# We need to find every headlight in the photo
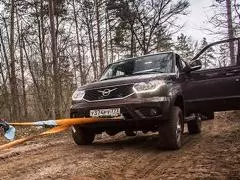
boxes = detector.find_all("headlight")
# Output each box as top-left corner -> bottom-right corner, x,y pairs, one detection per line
133,80 -> 166,94
72,90 -> 85,101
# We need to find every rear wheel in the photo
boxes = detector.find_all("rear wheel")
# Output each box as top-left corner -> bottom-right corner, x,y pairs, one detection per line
158,106 -> 183,150
125,130 -> 136,136
72,125 -> 95,145
187,114 -> 201,134
201,112 -> 214,121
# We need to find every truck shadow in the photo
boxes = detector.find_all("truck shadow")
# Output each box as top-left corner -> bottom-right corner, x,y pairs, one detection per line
92,132 -> 201,152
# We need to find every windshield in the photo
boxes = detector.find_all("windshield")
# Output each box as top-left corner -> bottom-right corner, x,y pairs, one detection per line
100,53 -> 174,81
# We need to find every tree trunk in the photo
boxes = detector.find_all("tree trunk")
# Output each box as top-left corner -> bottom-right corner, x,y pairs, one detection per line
106,10 -> 114,63
40,0 -> 51,118
73,0 -> 85,85
19,33 -> 27,119
90,12 -> 98,78
9,0 -> 20,120
16,10 -> 28,119
80,33 -> 86,78
95,0 -> 104,73
0,29 -> 11,81
130,25 -> 136,57
85,8 -> 98,79
0,29 -> 11,119
3,17 -> 10,48
0,54 -> 11,119
48,0 -> 61,119
105,8 -> 109,65
226,0 -> 235,65
22,37 -> 47,118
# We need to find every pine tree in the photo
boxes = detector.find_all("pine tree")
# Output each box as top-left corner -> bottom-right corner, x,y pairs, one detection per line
198,38 -> 216,69
207,0 -> 239,65
107,0 -> 189,55
174,33 -> 194,61
217,44 -> 229,67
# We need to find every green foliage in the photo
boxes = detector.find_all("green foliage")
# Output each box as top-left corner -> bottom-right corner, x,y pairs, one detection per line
174,33 -> 194,61
107,0 -> 189,55
198,37 -> 216,69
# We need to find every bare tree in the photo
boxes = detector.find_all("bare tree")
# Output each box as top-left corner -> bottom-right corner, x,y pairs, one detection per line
72,0 -> 85,85
16,10 -> 28,119
9,0 -> 20,120
0,0 -> 192,120
226,0 -> 235,65
108,0 -> 189,55
94,0 -> 105,73
48,0 -> 61,119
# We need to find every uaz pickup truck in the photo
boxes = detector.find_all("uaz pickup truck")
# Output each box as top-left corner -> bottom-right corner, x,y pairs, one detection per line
70,38 -> 240,150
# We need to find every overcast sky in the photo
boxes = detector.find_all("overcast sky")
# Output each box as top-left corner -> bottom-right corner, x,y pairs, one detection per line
177,0 -> 215,42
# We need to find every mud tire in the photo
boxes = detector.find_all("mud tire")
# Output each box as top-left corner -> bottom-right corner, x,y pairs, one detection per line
158,106 -> 183,150
72,126 -> 95,145
187,115 -> 202,134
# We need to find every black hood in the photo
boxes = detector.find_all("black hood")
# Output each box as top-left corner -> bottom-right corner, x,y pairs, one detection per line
80,73 -> 176,90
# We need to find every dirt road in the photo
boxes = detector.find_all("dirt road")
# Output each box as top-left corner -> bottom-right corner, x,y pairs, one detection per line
0,113 -> 240,180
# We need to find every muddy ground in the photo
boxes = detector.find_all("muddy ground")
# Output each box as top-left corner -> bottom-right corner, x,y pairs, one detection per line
0,112 -> 240,180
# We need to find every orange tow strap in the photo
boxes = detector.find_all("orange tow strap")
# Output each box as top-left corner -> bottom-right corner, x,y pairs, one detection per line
0,126 -> 69,151
0,117 -> 121,151
9,117 -> 118,126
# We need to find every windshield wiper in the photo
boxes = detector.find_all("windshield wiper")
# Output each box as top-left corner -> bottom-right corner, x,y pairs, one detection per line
100,74 -> 129,81
101,70 -> 165,81
133,70 -> 165,75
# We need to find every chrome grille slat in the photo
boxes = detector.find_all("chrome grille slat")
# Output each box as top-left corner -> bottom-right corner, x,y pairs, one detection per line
84,84 -> 133,101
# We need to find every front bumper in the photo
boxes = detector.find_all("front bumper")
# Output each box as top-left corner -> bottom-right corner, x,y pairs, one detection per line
70,96 -> 171,122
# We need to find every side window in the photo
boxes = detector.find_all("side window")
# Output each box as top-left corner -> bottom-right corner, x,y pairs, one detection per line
175,54 -> 187,72
116,70 -> 124,76
197,40 -> 239,70
180,59 -> 187,70
175,54 -> 182,72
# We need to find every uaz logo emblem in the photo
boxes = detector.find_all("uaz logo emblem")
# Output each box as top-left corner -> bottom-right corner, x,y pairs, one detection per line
98,88 -> 117,97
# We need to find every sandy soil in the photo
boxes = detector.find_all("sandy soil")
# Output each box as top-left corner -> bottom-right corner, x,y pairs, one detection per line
0,113 -> 240,180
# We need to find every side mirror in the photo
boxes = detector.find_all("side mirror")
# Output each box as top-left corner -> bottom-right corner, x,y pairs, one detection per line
91,79 -> 98,83
183,60 -> 202,73
189,59 -> 202,71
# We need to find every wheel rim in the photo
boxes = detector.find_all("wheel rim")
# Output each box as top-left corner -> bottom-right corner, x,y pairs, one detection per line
176,115 -> 182,143
197,116 -> 202,128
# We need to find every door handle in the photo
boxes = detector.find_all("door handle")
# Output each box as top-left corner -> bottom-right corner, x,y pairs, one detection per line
225,72 -> 235,76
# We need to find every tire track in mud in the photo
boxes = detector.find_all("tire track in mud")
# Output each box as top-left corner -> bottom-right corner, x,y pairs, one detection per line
111,135 -> 200,179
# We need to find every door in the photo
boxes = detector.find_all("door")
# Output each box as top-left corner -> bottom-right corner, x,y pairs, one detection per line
183,38 -> 240,114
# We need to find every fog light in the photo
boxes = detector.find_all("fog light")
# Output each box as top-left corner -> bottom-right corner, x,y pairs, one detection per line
150,108 -> 157,116
137,108 -> 161,117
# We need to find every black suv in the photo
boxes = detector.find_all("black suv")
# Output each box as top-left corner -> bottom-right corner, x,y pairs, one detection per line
70,38 -> 240,150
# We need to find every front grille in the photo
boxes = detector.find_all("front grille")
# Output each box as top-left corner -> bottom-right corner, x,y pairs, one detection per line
71,111 -> 88,118
84,84 -> 134,101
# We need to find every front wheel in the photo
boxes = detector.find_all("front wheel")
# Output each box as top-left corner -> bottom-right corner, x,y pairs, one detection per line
72,126 -> 95,145
158,106 -> 183,150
